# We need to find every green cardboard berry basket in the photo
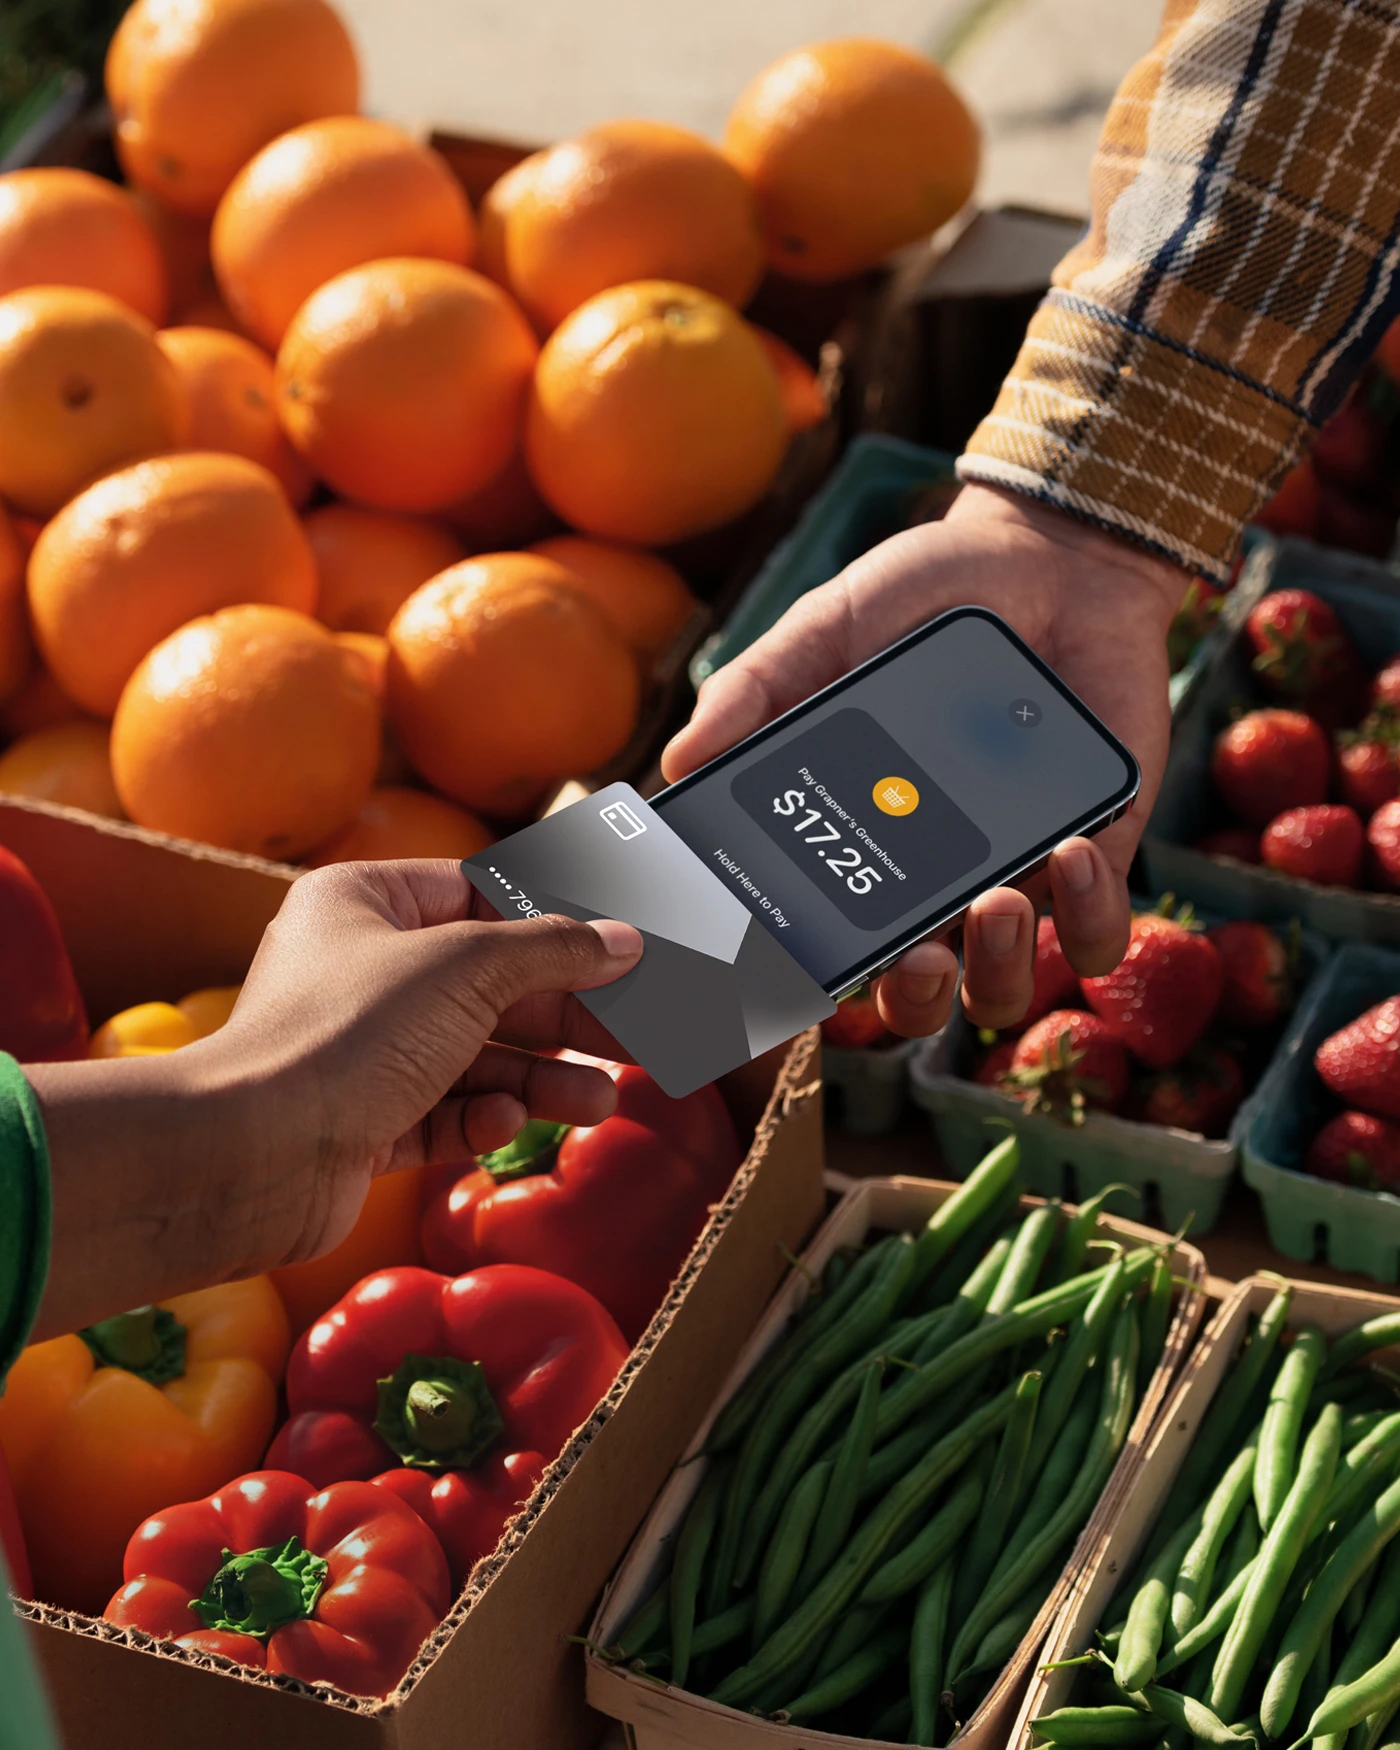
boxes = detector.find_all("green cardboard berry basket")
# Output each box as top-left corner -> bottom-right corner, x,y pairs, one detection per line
1242,940 -> 1400,1281
908,905 -> 1329,1236
821,1035 -> 916,1135
1142,536 -> 1400,942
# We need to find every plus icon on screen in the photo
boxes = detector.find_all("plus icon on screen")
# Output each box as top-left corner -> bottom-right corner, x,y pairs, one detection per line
1009,698 -> 1042,727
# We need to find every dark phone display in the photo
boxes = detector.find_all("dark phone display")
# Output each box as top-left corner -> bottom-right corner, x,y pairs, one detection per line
653,609 -> 1136,992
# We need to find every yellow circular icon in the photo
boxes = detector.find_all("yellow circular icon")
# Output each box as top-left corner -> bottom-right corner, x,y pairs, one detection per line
873,776 -> 919,817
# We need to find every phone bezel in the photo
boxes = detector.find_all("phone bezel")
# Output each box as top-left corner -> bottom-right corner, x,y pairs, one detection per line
651,605 -> 1142,998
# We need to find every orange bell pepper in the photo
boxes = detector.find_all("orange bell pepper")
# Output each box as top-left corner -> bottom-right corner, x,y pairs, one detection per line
88,985 -> 242,1057
270,1167 -> 428,1338
0,1276 -> 289,1614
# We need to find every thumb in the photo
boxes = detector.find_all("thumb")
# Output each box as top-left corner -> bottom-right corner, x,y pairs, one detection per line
455,913 -> 643,1015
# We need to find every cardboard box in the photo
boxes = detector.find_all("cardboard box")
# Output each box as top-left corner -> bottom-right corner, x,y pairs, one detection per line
1013,1275 -> 1400,1750
585,1177 -> 1206,1750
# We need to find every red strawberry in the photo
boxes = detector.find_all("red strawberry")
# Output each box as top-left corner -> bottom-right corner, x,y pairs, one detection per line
1316,997 -> 1400,1119
1306,1110 -> 1400,1191
1138,1046 -> 1245,1138
973,1039 -> 1018,1088
822,987 -> 890,1050
1372,657 -> 1400,713
1245,590 -> 1357,703
1168,578 -> 1227,674
1195,827 -> 1262,864
1338,734 -> 1400,818
1207,920 -> 1292,1030
1082,912 -> 1224,1069
1367,798 -> 1400,890
1261,805 -> 1365,887
1024,914 -> 1081,1026
1211,710 -> 1331,828
1006,1009 -> 1129,1123
1255,457 -> 1322,540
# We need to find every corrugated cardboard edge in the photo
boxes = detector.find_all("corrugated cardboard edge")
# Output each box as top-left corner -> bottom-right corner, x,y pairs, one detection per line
20,1030 -> 826,1746
585,1179 -> 1207,1750
1012,1274 -> 1400,1750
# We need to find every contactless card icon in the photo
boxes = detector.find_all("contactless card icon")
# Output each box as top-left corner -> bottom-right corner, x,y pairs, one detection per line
600,798 -> 647,841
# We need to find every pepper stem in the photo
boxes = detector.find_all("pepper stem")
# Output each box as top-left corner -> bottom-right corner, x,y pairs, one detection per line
79,1305 -> 186,1383
478,1119 -> 569,1184
190,1538 -> 328,1639
375,1353 -> 506,1471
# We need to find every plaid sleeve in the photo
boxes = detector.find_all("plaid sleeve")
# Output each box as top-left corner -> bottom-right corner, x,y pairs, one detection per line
958,0 -> 1400,582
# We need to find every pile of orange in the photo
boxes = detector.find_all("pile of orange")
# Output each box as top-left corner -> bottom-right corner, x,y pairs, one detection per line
0,0 -> 978,859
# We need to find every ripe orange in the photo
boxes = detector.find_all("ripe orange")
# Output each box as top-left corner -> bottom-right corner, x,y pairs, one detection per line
442,442 -> 557,550
0,502 -> 26,701
387,553 -> 640,818
335,629 -> 387,699
525,280 -> 787,545
212,117 -> 475,350
531,534 -> 696,665
106,0 -> 361,216
303,502 -> 463,634
0,286 -> 187,517
0,722 -> 124,818
504,120 -> 765,333
753,326 -> 828,432
0,168 -> 168,323
276,258 -> 539,513
29,451 -> 317,716
0,664 -> 83,739
476,152 -> 545,287
306,785 -> 495,865
724,39 -> 979,281
111,604 -> 380,859
157,325 -> 313,504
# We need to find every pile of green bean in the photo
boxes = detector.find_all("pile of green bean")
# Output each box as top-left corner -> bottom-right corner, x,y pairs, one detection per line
602,1136 -> 1183,1745
1032,1284 -> 1400,1749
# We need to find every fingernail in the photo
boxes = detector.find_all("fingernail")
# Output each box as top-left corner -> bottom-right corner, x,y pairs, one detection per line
588,918 -> 643,959
899,968 -> 949,1006
979,911 -> 1020,956
1058,841 -> 1097,894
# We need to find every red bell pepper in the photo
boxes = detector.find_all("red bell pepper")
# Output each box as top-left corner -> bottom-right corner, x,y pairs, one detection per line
0,846 -> 87,1062
420,1065 -> 742,1341
265,1265 -> 628,1584
104,1470 -> 450,1698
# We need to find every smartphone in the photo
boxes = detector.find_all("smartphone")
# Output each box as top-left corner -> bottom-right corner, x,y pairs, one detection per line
650,606 -> 1140,999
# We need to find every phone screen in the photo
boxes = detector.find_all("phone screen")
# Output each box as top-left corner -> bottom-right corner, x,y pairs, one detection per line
652,607 -> 1138,993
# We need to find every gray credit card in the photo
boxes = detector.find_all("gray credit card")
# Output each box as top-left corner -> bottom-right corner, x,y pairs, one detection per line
461,782 -> 835,1097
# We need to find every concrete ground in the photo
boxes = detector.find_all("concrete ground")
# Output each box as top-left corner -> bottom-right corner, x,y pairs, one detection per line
337,0 -> 1164,218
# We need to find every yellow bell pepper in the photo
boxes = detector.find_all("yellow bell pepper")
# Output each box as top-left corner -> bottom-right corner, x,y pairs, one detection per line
88,985 -> 242,1057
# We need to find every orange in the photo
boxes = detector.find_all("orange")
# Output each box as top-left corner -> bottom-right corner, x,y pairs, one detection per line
443,442 -> 557,550
724,39 -> 980,281
476,152 -> 545,287
276,258 -> 538,513
130,188 -> 217,315
525,280 -> 787,546
303,503 -> 464,634
0,665 -> 83,739
29,451 -> 317,717
334,630 -> 387,699
753,326 -> 828,432
531,534 -> 696,666
270,1167 -> 427,1337
157,325 -> 313,504
111,604 -> 380,859
212,116 -> 475,350
106,0 -> 360,216
504,120 -> 765,333
0,168 -> 168,323
0,722 -> 124,818
387,553 -> 639,818
306,785 -> 494,865
0,286 -> 187,518
0,501 -> 26,701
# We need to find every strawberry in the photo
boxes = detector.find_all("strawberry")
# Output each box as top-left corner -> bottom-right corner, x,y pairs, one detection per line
1137,1046 -> 1245,1139
1195,827 -> 1262,864
1261,805 -> 1365,887
821,986 -> 890,1050
1306,1110 -> 1400,1191
1207,919 -> 1292,1029
1367,798 -> 1400,891
1315,997 -> 1400,1119
973,1038 -> 1018,1089
1211,709 -> 1330,828
1006,1009 -> 1129,1123
1245,589 -> 1357,703
1255,457 -> 1322,541
1081,910 -> 1224,1069
1338,731 -> 1400,818
1311,395 -> 1386,493
1372,656 -> 1400,713
1168,579 -> 1226,674
1024,914 -> 1081,1026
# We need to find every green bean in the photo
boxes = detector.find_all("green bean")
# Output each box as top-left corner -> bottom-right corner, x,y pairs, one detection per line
1345,1409 -> 1395,1446
1116,1510 -> 1207,1692
984,1202 -> 1063,1316
1031,1704 -> 1164,1743
1027,1256 -> 1127,1478
614,1582 -> 668,1661
869,1692 -> 914,1742
859,1465 -> 984,1605
1262,1468 -> 1400,1739
1354,1702 -> 1400,1750
1171,1438 -> 1257,1642
1052,1183 -> 1136,1285
952,1297 -> 1139,1677
781,1622 -> 908,1721
1322,1411 -> 1400,1531
1257,1326 -> 1326,1532
1344,1544 -> 1381,1639
692,1596 -> 754,1660
913,1177 -> 1024,1313
906,1132 -> 1022,1295
670,1460 -> 726,1688
709,1386 -> 1016,1709
1139,1254 -> 1175,1398
1208,1401 -> 1343,1724
1139,1682 -> 1249,1746
752,1459 -> 830,1646
954,1586 -> 1046,1694
954,1369 -> 1043,1621
997,1369 -> 1102,1595
1324,1311 -> 1400,1382
1288,1638 -> 1400,1749
1155,1554 -> 1259,1676
910,1558 -> 952,1747
794,1357 -> 883,1595
1298,1625 -> 1335,1740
